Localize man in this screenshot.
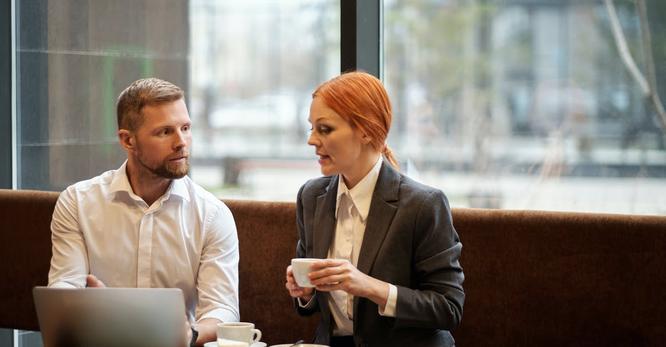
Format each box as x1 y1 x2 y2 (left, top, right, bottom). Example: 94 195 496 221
48 78 239 346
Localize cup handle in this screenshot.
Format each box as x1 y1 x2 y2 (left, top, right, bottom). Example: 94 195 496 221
252 329 262 343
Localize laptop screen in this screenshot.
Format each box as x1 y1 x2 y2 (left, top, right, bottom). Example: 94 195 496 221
33 287 187 347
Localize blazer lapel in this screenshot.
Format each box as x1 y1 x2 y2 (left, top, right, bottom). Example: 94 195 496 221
356 163 400 276
313 176 338 259
354 163 400 331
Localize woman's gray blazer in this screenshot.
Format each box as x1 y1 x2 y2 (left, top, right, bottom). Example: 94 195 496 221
295 162 465 347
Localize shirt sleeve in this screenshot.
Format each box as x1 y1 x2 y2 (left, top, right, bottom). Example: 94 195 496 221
378 284 398 317
48 187 88 288
196 203 240 323
297 293 317 309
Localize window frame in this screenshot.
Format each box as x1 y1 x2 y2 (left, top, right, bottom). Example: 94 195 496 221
0 0 14 189
341 0 382 77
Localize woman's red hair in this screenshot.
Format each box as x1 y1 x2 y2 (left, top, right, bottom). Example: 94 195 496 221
312 71 399 169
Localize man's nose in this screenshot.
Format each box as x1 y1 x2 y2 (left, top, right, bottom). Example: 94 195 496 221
174 130 188 149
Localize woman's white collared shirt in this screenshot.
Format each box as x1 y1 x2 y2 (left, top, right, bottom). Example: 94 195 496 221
328 157 398 336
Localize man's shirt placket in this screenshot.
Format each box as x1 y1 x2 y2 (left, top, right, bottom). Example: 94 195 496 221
137 205 157 288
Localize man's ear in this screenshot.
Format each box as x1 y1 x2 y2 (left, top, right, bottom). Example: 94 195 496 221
118 129 135 151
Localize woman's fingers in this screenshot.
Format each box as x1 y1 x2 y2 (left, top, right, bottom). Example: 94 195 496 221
309 263 354 284
309 261 373 297
311 273 346 287
290 259 373 296
286 282 306 298
310 258 348 271
285 265 316 298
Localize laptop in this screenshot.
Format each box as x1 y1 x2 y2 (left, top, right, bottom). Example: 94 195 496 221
33 286 188 347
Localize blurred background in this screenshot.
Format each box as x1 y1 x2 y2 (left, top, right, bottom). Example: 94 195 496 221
11 0 666 217
4 0 666 345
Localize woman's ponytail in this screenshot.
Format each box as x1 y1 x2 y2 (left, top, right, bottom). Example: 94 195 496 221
383 145 399 170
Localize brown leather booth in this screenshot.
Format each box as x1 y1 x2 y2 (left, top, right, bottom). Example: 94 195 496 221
1 189 665 346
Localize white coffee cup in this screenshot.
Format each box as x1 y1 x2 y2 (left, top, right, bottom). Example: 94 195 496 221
216 322 262 345
291 258 320 288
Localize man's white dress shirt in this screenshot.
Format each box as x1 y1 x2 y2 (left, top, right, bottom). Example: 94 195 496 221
48 162 240 324
298 157 398 336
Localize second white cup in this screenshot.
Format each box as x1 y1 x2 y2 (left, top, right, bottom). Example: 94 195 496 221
216 322 261 345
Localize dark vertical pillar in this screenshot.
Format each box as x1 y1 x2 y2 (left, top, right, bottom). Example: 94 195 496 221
341 0 381 78
0 0 13 189
341 0 357 73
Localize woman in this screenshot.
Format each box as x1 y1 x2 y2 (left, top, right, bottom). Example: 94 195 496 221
285 71 464 347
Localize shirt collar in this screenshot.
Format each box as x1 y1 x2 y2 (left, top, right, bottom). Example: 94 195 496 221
335 156 383 221
108 161 134 196
109 161 190 203
168 177 190 201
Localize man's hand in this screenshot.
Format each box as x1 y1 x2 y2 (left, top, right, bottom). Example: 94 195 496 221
191 318 221 346
86 274 106 288
185 320 193 347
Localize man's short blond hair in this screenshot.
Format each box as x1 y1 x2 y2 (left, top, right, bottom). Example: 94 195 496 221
116 78 184 131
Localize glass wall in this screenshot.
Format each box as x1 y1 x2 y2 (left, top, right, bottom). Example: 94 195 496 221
8 0 190 345
383 0 666 214
3 0 665 345
188 0 340 201
16 0 189 191
6 1 339 342
14 0 341 200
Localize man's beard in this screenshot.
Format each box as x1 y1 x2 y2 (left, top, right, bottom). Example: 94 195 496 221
137 152 189 179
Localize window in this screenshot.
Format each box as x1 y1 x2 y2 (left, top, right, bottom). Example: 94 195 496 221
14 0 341 202
7 1 340 345
16 0 189 191
188 0 340 201
383 0 666 214
2 0 664 345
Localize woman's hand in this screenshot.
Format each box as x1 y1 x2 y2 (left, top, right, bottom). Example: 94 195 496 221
285 265 314 301
309 259 389 309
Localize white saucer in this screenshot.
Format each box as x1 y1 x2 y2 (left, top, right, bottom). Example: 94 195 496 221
203 342 266 347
